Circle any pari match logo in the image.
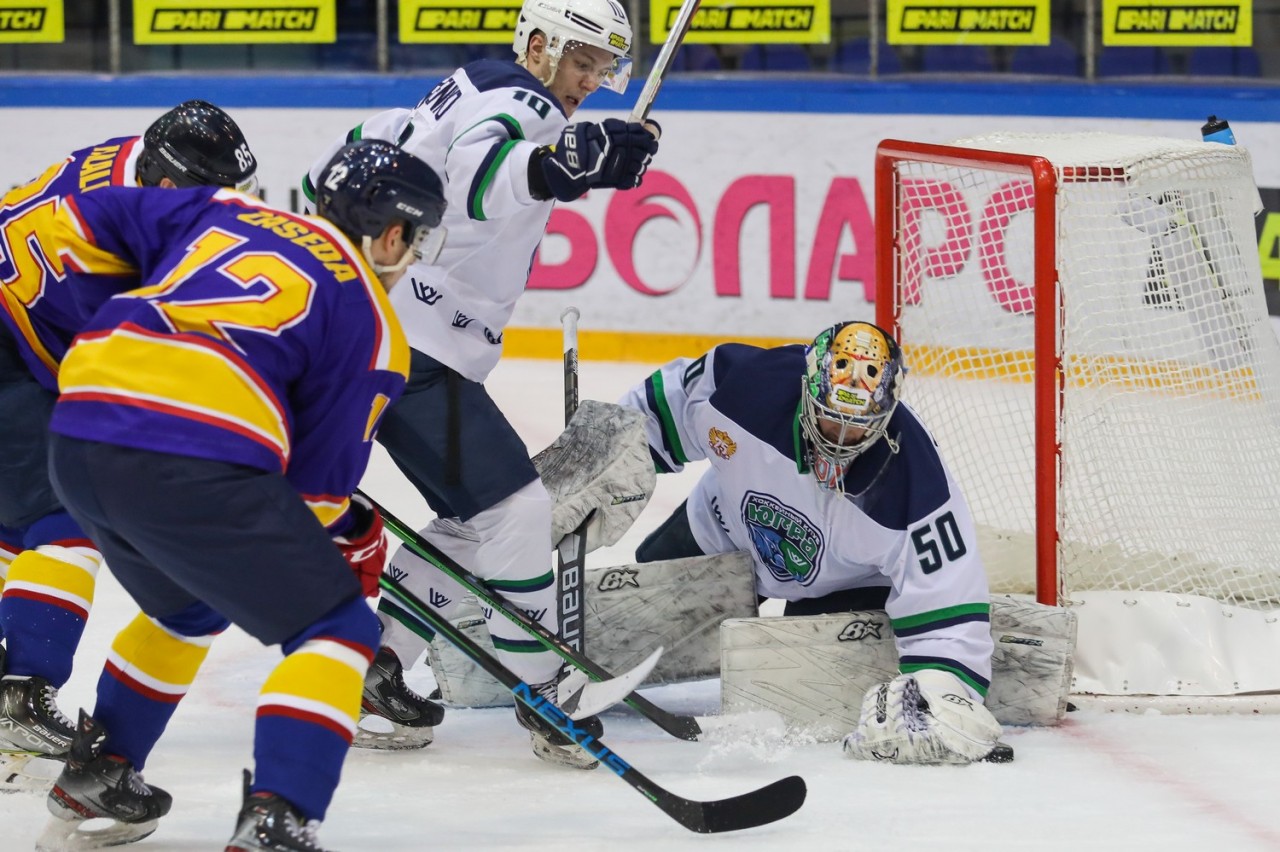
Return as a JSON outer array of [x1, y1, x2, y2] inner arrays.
[[399, 0, 522, 44], [887, 0, 1050, 44], [651, 0, 830, 44], [134, 0, 336, 43], [1103, 0, 1251, 45], [0, 1, 63, 42]]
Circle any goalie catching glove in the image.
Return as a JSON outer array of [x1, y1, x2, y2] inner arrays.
[[842, 669, 1001, 765], [333, 493, 387, 598], [529, 119, 659, 202]]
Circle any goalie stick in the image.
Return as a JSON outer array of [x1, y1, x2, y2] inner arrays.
[[362, 491, 704, 741], [379, 572, 807, 833], [556, 306, 589, 658], [628, 0, 701, 124]]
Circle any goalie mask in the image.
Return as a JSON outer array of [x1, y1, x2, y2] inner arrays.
[[513, 0, 633, 93], [799, 321, 906, 491]]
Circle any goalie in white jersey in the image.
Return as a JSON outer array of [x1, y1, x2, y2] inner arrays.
[[302, 0, 659, 768], [620, 322, 1004, 765]]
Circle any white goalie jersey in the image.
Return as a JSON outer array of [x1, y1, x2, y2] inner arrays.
[[620, 342, 995, 700], [303, 60, 567, 382]]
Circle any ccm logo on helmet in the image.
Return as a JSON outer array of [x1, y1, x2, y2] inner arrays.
[[395, 201, 426, 217]]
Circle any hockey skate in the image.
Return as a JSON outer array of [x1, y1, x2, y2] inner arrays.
[[37, 711, 172, 850], [355, 646, 445, 750], [514, 674, 603, 770], [0, 674, 75, 794], [225, 770, 331, 852]]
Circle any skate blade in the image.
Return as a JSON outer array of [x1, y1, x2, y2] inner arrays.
[[0, 751, 63, 794], [530, 734, 599, 771], [35, 815, 158, 850], [353, 715, 434, 751]]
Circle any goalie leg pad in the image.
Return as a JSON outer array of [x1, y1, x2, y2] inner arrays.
[[533, 401, 656, 553], [720, 597, 1076, 740], [426, 552, 758, 706]]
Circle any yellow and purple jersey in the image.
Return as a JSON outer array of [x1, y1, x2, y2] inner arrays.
[[47, 185, 409, 530], [0, 136, 146, 389]]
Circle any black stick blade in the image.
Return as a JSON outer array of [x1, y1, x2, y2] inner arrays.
[[656, 775, 807, 834]]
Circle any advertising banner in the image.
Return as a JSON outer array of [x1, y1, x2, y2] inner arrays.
[[132, 0, 336, 44], [651, 0, 831, 45], [886, 0, 1050, 46], [0, 0, 62, 42], [398, 0, 520, 44], [1102, 0, 1250, 47]]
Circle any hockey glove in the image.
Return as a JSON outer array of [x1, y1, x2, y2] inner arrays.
[[529, 119, 660, 202], [842, 669, 1001, 765], [333, 493, 387, 598]]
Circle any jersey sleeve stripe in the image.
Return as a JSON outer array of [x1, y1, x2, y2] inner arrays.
[[467, 138, 520, 222], [302, 494, 349, 529], [302, 172, 316, 205], [646, 370, 689, 465], [891, 602, 991, 635], [899, 657, 990, 697]]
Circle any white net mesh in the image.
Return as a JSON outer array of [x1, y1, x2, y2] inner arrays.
[[884, 132, 1280, 607]]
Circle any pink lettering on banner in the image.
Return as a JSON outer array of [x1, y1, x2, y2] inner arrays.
[[898, 178, 972, 305], [979, 179, 1036, 314], [804, 178, 876, 304], [605, 171, 703, 296], [528, 207, 597, 290], [713, 176, 795, 298]]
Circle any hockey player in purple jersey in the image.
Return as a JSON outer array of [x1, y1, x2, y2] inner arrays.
[[22, 140, 446, 851], [0, 100, 258, 785], [622, 321, 1004, 766], [301, 0, 659, 768]]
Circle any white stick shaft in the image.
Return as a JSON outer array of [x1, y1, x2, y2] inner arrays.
[[628, 0, 702, 124]]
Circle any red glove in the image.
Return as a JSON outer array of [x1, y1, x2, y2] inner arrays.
[[333, 494, 386, 598]]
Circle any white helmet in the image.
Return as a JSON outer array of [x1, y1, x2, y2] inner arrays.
[[513, 0, 633, 93]]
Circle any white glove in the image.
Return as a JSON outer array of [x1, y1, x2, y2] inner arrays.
[[842, 669, 1001, 765]]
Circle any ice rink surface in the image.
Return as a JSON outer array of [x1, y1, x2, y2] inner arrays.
[[4, 358, 1280, 851]]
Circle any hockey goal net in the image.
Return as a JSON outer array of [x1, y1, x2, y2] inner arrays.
[[875, 132, 1280, 619]]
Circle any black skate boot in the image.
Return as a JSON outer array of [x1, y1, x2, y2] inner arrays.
[[225, 770, 331, 852], [38, 711, 172, 850], [0, 674, 74, 756], [355, 646, 445, 750], [514, 673, 603, 770]]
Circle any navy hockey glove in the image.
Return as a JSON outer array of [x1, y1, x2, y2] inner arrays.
[[334, 493, 387, 598], [529, 119, 660, 202]]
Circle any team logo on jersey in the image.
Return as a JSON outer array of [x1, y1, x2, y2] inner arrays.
[[708, 427, 736, 460], [838, 619, 883, 641], [741, 491, 824, 586]]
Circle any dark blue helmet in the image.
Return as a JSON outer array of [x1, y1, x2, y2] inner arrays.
[[316, 139, 446, 253], [137, 100, 258, 193]]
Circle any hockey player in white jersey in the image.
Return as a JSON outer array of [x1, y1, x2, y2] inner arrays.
[[620, 321, 1003, 765], [302, 0, 659, 768]]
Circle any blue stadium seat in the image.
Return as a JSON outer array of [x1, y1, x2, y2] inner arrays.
[[389, 43, 469, 72], [671, 43, 722, 72], [831, 38, 902, 74], [318, 32, 377, 71], [920, 44, 995, 73], [1187, 46, 1261, 77], [1096, 46, 1171, 77], [739, 44, 812, 72], [1009, 36, 1080, 76]]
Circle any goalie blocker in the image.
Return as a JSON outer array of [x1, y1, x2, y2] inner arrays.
[[720, 597, 1077, 738]]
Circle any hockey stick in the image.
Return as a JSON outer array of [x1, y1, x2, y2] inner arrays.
[[556, 305, 588, 657], [379, 571, 807, 833], [363, 491, 704, 741], [629, 0, 702, 124]]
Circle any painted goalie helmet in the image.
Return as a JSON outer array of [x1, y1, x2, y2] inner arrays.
[[799, 321, 906, 490], [512, 0, 633, 93]]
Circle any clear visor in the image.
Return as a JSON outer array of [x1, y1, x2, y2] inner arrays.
[[410, 223, 447, 266], [558, 39, 632, 94]]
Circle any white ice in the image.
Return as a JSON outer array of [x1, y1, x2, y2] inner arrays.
[[4, 358, 1280, 851]]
